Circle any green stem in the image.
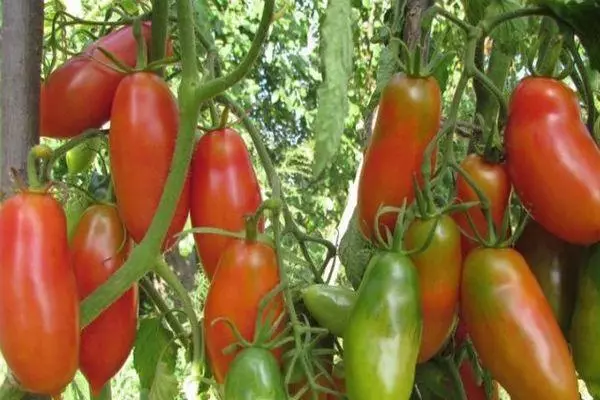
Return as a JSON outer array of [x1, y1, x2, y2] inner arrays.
[[482, 7, 551, 35], [133, 19, 148, 69], [27, 150, 42, 189], [442, 357, 468, 400], [565, 39, 597, 132], [0, 376, 24, 400], [55, 10, 150, 28], [150, 0, 169, 75], [45, 129, 106, 180], [154, 258, 203, 393], [428, 6, 471, 34]]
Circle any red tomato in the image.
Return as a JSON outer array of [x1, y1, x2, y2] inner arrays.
[[0, 192, 79, 396], [203, 240, 285, 383], [71, 204, 138, 396], [40, 23, 152, 138], [357, 73, 441, 242], [404, 215, 462, 362], [453, 154, 511, 256], [109, 72, 190, 250], [461, 247, 579, 399], [505, 76, 600, 245], [190, 127, 263, 280]]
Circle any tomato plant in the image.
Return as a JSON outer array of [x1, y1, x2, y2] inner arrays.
[[0, 192, 79, 396], [505, 76, 600, 245], [203, 239, 285, 383], [109, 71, 190, 249], [190, 127, 263, 280], [71, 204, 138, 396], [461, 247, 579, 399], [356, 73, 441, 241], [453, 154, 510, 255]]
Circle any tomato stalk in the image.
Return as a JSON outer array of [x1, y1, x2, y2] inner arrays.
[[149, 0, 169, 70], [133, 19, 149, 69], [80, 0, 274, 328], [441, 357, 468, 400]]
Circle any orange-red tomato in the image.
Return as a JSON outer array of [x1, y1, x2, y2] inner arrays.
[[453, 154, 511, 256], [0, 192, 79, 396], [357, 73, 441, 242], [404, 215, 462, 362], [109, 72, 190, 249], [203, 240, 285, 383], [190, 127, 263, 280], [461, 247, 579, 399], [71, 204, 138, 396], [505, 77, 600, 245]]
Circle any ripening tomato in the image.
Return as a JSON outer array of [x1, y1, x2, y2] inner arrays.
[[190, 127, 263, 280], [404, 215, 462, 363], [0, 192, 79, 396], [453, 154, 511, 256], [40, 23, 152, 138], [461, 247, 579, 399], [505, 77, 600, 245], [109, 72, 190, 249], [203, 239, 285, 383], [71, 204, 138, 396], [357, 73, 441, 242]]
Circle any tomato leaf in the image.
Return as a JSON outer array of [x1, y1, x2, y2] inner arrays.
[[133, 317, 178, 391], [485, 0, 527, 54], [312, 0, 353, 178], [529, 0, 600, 71], [339, 210, 376, 290], [149, 361, 179, 400]]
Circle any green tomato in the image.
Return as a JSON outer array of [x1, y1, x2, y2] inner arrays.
[[65, 137, 102, 175], [302, 284, 356, 337], [224, 347, 286, 400]]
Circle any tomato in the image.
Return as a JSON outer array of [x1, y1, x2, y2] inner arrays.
[[224, 347, 286, 400], [71, 204, 138, 396], [40, 23, 152, 139], [453, 154, 510, 256], [505, 76, 600, 245], [461, 247, 579, 399], [190, 127, 263, 280], [0, 192, 79, 396], [344, 251, 422, 400], [356, 73, 441, 241], [65, 193, 92, 243], [203, 239, 285, 383], [109, 72, 190, 249], [301, 284, 356, 337], [515, 219, 585, 336], [404, 215, 461, 362], [458, 359, 499, 400], [66, 137, 103, 175], [570, 243, 600, 397]]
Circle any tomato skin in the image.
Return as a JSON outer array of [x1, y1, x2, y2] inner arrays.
[[40, 23, 152, 138], [505, 77, 600, 244], [224, 347, 287, 400], [570, 243, 600, 397], [357, 73, 441, 241], [453, 154, 510, 256], [515, 219, 585, 336], [71, 205, 138, 396], [461, 247, 579, 400], [190, 128, 263, 280], [66, 137, 103, 175], [203, 240, 285, 383], [344, 251, 422, 400], [0, 192, 79, 396], [404, 215, 462, 362], [109, 72, 190, 249], [301, 284, 356, 337]]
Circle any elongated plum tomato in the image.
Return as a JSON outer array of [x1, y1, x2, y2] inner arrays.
[[0, 192, 79, 396], [71, 204, 138, 396], [453, 154, 510, 256], [190, 128, 263, 280], [461, 247, 579, 399], [404, 215, 462, 362], [203, 240, 285, 383], [357, 73, 441, 242], [109, 72, 190, 250], [505, 77, 600, 244], [40, 23, 152, 138]]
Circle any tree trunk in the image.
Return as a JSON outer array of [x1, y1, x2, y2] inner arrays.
[[0, 1, 47, 399]]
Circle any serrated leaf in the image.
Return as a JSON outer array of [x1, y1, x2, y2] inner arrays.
[[529, 0, 600, 71], [133, 317, 178, 391], [312, 0, 353, 178], [149, 362, 180, 400], [374, 44, 399, 95]]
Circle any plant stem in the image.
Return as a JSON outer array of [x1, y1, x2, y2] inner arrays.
[[0, 376, 25, 400], [154, 258, 203, 395], [442, 357, 468, 400], [482, 7, 550, 35], [150, 0, 169, 71]]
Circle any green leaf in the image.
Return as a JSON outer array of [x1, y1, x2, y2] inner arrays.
[[149, 362, 179, 400], [339, 210, 376, 290], [133, 317, 178, 391], [312, 0, 353, 178], [485, 0, 527, 54], [530, 0, 600, 71]]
